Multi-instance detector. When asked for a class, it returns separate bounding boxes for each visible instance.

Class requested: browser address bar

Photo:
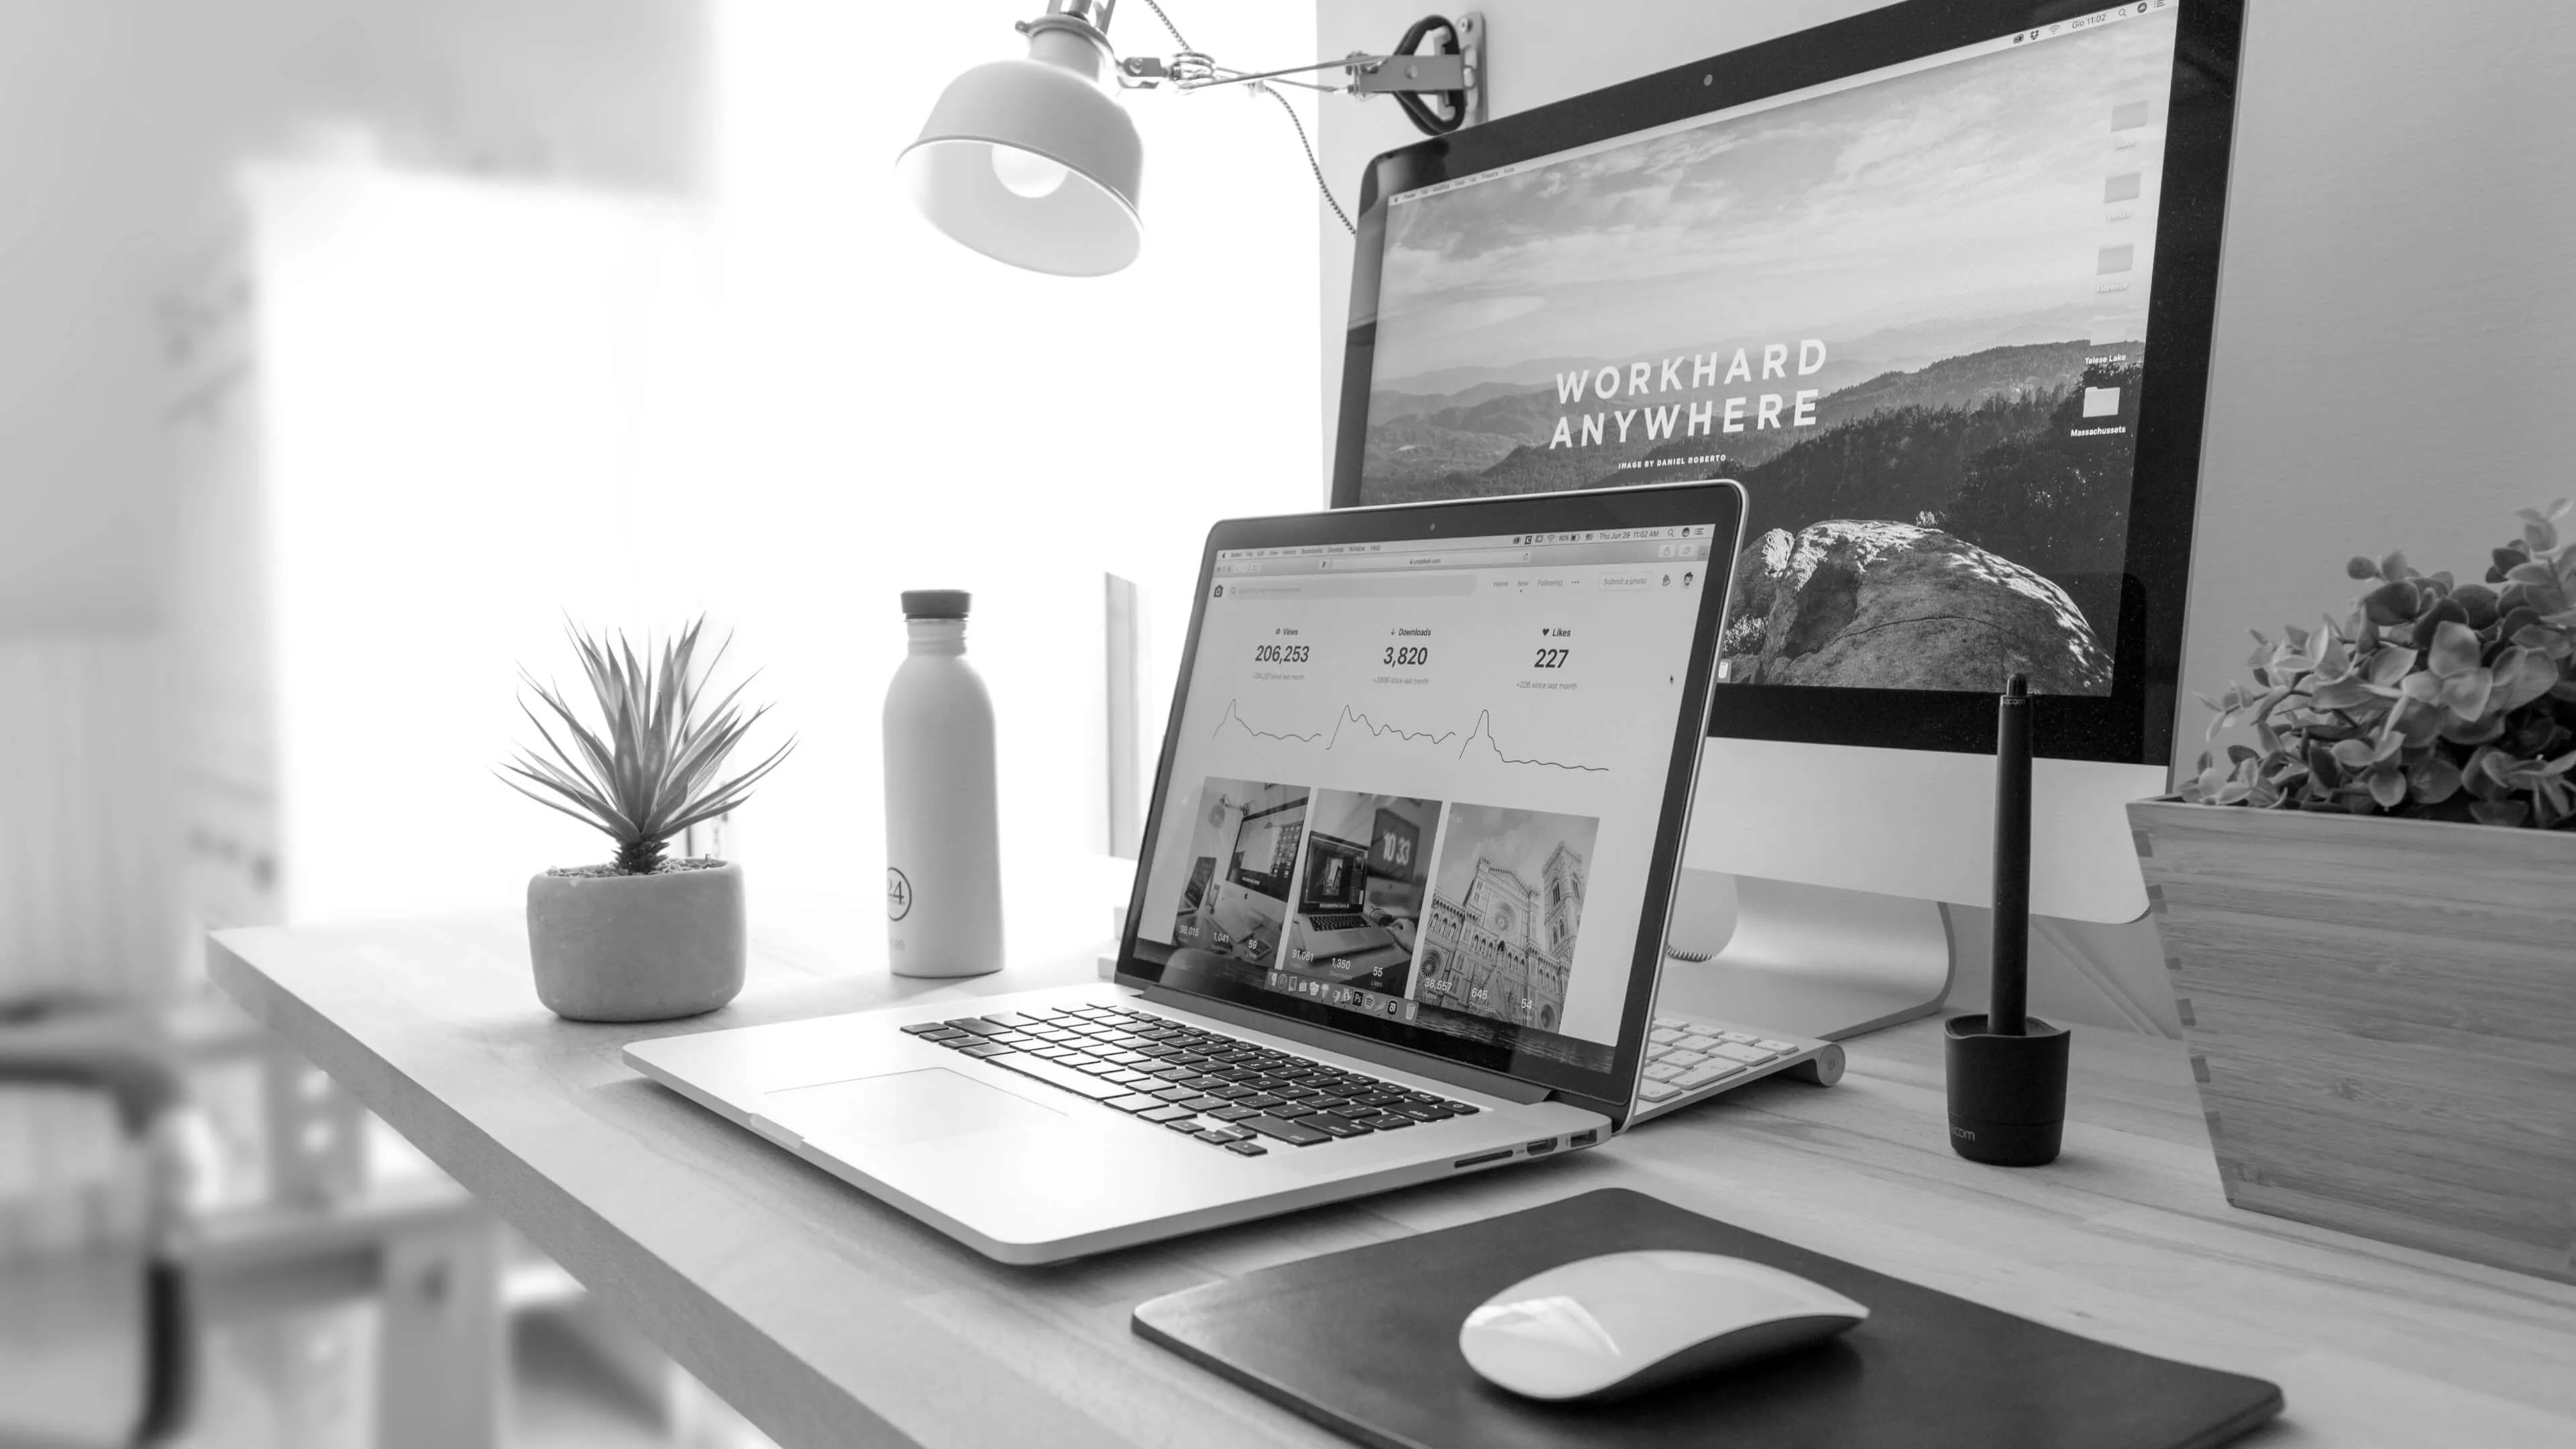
[1225,572,1479,599]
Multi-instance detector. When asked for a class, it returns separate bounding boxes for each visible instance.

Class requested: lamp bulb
[989,145,1070,199]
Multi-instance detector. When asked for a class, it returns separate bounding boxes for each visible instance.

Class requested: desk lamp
[899,0,1485,276]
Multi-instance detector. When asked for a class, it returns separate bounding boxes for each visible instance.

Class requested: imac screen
[1352,3,2184,697]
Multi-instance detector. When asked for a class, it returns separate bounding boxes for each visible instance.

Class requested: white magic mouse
[1458,1250,1869,1402]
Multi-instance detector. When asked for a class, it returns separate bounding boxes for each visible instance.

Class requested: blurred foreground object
[0,992,506,1448]
[0,995,191,1446]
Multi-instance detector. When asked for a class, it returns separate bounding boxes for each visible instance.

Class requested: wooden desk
[209,913,2576,1449]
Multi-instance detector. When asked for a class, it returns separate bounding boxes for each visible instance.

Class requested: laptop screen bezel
[1114,482,1745,1119]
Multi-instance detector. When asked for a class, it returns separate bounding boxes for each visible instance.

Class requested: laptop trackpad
[762,1068,1065,1148]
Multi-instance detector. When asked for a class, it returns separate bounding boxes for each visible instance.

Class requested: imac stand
[1660,739,2159,1040]
[1654,868,1955,1041]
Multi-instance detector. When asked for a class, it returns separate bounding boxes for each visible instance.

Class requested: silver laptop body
[628,483,1805,1265]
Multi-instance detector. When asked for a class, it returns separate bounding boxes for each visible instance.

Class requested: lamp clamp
[1118,49,1464,95]
[1348,50,1468,97]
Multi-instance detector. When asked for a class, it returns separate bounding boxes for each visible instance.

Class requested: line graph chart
[1210,699,1609,773]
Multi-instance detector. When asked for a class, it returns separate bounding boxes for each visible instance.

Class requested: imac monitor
[1331,0,2244,1030]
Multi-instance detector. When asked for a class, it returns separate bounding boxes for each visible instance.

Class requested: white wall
[1312,0,2576,1036]
[2172,3,2576,749]
[678,0,1324,958]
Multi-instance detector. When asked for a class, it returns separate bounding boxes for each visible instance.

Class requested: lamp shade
[897,30,1144,277]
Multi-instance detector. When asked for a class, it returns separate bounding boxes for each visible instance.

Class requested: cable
[1257,81,1356,235]
[1137,0,1192,52]
[1137,2,1464,228]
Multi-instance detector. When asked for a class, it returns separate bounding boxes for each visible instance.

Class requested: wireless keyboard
[1627,1013,1842,1122]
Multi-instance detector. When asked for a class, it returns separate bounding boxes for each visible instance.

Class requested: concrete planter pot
[526,861,746,1022]
[2128,797,2576,1283]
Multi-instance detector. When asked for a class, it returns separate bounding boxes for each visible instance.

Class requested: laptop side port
[1452,1149,1515,1169]
[1568,1128,1599,1148]
[1525,1137,1558,1156]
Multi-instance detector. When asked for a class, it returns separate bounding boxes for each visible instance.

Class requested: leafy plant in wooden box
[2190,501,2576,826]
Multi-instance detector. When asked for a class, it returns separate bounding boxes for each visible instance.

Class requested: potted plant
[2127,501,2576,1283]
[501,619,794,1022]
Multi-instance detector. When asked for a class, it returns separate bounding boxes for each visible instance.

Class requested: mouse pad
[1132,1188,2282,1449]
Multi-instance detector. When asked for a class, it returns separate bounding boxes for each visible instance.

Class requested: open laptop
[626,481,1838,1264]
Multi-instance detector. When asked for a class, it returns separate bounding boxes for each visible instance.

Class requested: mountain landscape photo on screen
[1356,11,2180,696]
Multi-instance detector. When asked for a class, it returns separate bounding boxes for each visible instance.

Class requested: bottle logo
[885,867,914,921]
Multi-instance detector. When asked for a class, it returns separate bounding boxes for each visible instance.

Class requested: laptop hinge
[1140,985,1552,1106]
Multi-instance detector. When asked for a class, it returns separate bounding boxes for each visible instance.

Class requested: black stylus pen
[1990,674,2031,1037]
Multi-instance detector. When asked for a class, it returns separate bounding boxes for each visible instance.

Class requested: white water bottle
[883,590,1003,977]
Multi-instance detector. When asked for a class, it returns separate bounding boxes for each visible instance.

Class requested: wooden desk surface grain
[209,913,2576,1449]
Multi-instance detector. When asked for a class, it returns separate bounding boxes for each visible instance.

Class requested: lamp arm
[1113,9,1481,138]
[1118,51,1466,95]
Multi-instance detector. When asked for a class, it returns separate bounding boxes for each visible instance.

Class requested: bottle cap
[900,590,971,619]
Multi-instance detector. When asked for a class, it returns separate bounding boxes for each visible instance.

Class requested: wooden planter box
[2127,798,2576,1284]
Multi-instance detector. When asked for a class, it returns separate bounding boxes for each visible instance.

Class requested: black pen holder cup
[1943,1014,2071,1167]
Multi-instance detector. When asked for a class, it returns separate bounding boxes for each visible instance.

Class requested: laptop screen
[1124,486,1738,1102]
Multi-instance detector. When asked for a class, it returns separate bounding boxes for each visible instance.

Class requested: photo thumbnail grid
[1167,775,1600,1044]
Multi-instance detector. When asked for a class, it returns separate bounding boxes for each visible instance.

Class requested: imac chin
[1654,740,2167,1041]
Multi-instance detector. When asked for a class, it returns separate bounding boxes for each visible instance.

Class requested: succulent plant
[2190,501,2576,827]
[502,618,794,872]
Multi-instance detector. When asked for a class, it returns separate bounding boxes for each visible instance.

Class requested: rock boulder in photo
[1721,521,2111,694]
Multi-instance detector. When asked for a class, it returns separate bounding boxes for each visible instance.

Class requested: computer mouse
[1458,1250,1868,1402]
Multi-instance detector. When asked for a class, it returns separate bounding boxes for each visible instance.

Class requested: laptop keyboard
[902,1004,1481,1155]
[1300,912,1373,932]
[1637,1016,1809,1104]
